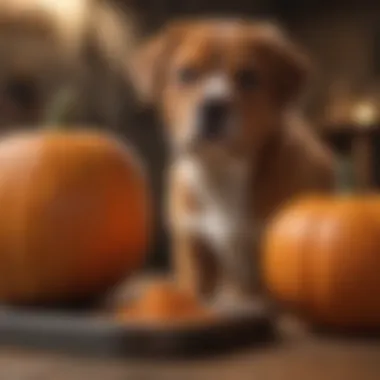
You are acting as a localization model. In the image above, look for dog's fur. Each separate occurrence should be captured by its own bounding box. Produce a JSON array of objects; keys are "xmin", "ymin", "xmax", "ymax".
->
[
  {"xmin": 0, "ymin": 0, "xmax": 136, "ymax": 129},
  {"xmin": 129, "ymin": 18, "xmax": 334, "ymax": 302}
]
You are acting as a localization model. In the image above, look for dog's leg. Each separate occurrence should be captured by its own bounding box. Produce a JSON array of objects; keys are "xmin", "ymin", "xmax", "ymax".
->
[
  {"xmin": 213, "ymin": 230, "xmax": 255, "ymax": 304},
  {"xmin": 167, "ymin": 162, "xmax": 219, "ymax": 298},
  {"xmin": 172, "ymin": 234, "xmax": 218, "ymax": 298}
]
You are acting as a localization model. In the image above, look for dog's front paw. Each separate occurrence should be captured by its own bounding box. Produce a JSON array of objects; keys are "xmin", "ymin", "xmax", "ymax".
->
[{"xmin": 212, "ymin": 286, "xmax": 251, "ymax": 309}]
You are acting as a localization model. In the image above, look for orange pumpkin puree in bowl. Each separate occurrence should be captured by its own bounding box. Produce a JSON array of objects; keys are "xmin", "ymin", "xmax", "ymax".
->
[{"xmin": 117, "ymin": 280, "xmax": 216, "ymax": 326}]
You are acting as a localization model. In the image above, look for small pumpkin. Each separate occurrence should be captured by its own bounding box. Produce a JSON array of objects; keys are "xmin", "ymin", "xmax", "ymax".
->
[
  {"xmin": 117, "ymin": 280, "xmax": 215, "ymax": 324},
  {"xmin": 262, "ymin": 149, "xmax": 380, "ymax": 329},
  {"xmin": 0, "ymin": 129, "xmax": 151, "ymax": 304}
]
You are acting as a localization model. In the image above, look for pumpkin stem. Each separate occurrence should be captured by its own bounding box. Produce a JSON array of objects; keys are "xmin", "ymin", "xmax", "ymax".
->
[
  {"xmin": 43, "ymin": 86, "xmax": 76, "ymax": 127},
  {"xmin": 334, "ymin": 153, "xmax": 356, "ymax": 194}
]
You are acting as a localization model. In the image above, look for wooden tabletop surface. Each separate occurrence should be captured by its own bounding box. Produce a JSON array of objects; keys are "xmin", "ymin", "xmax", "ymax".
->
[{"xmin": 0, "ymin": 317, "xmax": 379, "ymax": 380}]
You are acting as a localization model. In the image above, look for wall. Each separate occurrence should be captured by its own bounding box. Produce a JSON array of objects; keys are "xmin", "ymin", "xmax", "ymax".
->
[
  {"xmin": 287, "ymin": 6, "xmax": 380, "ymax": 123},
  {"xmin": 286, "ymin": 5, "xmax": 380, "ymax": 187},
  {"xmin": 128, "ymin": 0, "xmax": 278, "ymax": 33}
]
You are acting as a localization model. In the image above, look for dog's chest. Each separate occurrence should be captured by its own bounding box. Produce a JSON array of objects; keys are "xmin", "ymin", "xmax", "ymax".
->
[{"xmin": 179, "ymin": 158, "xmax": 250, "ymax": 250}]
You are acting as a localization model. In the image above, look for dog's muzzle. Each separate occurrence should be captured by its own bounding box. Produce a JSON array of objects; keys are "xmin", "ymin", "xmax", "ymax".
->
[{"xmin": 198, "ymin": 98, "xmax": 232, "ymax": 140}]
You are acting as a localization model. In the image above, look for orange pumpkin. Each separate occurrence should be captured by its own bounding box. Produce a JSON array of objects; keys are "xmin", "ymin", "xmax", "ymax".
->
[
  {"xmin": 0, "ymin": 129, "xmax": 151, "ymax": 304},
  {"xmin": 262, "ymin": 195, "xmax": 380, "ymax": 328}
]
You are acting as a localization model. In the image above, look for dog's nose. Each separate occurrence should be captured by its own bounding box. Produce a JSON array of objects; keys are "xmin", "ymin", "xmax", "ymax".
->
[
  {"xmin": 199, "ymin": 99, "xmax": 231, "ymax": 139},
  {"xmin": 4, "ymin": 77, "xmax": 38, "ymax": 108}
]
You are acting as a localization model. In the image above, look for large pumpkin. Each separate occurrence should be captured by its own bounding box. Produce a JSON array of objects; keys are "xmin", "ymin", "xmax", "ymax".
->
[
  {"xmin": 0, "ymin": 129, "xmax": 151, "ymax": 304},
  {"xmin": 262, "ymin": 195, "xmax": 380, "ymax": 328}
]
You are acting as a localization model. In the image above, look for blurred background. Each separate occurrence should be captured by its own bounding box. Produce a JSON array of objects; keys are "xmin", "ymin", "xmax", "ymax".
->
[
  {"xmin": 1, "ymin": 2, "xmax": 380, "ymax": 378},
  {"xmin": 1, "ymin": 0, "xmax": 380, "ymax": 268}
]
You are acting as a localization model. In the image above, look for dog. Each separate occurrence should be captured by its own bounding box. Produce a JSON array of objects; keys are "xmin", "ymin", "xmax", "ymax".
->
[
  {"xmin": 129, "ymin": 18, "xmax": 335, "ymax": 303},
  {"xmin": 0, "ymin": 0, "xmax": 136, "ymax": 129}
]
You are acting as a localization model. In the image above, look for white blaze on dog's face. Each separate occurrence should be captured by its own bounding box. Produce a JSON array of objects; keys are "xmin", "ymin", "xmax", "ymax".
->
[{"xmin": 131, "ymin": 19, "xmax": 311, "ymax": 160}]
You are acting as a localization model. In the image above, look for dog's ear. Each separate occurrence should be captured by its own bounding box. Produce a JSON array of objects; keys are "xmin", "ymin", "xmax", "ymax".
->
[
  {"xmin": 128, "ymin": 23, "xmax": 186, "ymax": 104},
  {"xmin": 253, "ymin": 23, "xmax": 312, "ymax": 105}
]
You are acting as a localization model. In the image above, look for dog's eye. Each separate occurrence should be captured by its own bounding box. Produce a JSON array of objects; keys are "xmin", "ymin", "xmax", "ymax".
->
[
  {"xmin": 235, "ymin": 69, "xmax": 258, "ymax": 90},
  {"xmin": 176, "ymin": 66, "xmax": 199, "ymax": 84}
]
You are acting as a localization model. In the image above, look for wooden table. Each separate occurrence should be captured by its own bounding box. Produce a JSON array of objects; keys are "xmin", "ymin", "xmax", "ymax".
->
[{"xmin": 1, "ymin": 317, "xmax": 379, "ymax": 380}]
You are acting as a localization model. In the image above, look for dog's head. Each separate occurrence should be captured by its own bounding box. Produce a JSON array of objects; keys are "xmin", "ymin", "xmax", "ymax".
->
[{"xmin": 130, "ymin": 19, "xmax": 311, "ymax": 160}]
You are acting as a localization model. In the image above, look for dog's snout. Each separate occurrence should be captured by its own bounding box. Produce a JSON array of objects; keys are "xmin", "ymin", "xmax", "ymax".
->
[
  {"xmin": 199, "ymin": 99, "xmax": 231, "ymax": 139},
  {"xmin": 4, "ymin": 77, "xmax": 38, "ymax": 108},
  {"xmin": 204, "ymin": 100, "xmax": 229, "ymax": 124}
]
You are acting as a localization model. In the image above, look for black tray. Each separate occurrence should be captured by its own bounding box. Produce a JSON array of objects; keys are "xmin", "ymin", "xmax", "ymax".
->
[
  {"xmin": 0, "ymin": 303, "xmax": 274, "ymax": 359},
  {"xmin": 0, "ymin": 274, "xmax": 276, "ymax": 359}
]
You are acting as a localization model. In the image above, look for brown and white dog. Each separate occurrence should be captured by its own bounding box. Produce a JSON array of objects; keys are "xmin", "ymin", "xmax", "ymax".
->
[{"xmin": 129, "ymin": 18, "xmax": 335, "ymax": 303}]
